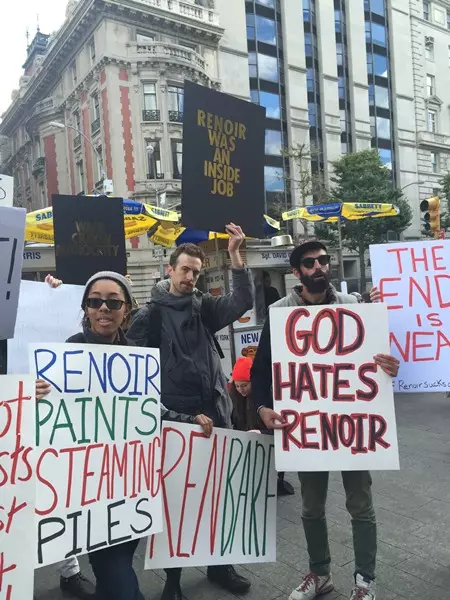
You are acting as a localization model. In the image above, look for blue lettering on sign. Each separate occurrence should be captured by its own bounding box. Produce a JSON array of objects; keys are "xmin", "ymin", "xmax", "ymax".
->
[
  {"xmin": 241, "ymin": 332, "xmax": 260, "ymax": 344},
  {"xmin": 23, "ymin": 251, "xmax": 41, "ymax": 260},
  {"xmin": 36, "ymin": 211, "xmax": 52, "ymax": 221}
]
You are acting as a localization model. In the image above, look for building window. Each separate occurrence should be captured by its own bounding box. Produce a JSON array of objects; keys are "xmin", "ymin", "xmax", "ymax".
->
[
  {"xmin": 171, "ymin": 141, "xmax": 183, "ymax": 178},
  {"xmin": 179, "ymin": 40, "xmax": 198, "ymax": 52},
  {"xmin": 265, "ymin": 130, "xmax": 282, "ymax": 155},
  {"xmin": 95, "ymin": 146, "xmax": 103, "ymax": 182},
  {"xmin": 73, "ymin": 110, "xmax": 82, "ymax": 133},
  {"xmin": 91, "ymin": 93, "xmax": 101, "ymax": 134},
  {"xmin": 426, "ymin": 74, "xmax": 435, "ymax": 96},
  {"xmin": 142, "ymin": 83, "xmax": 159, "ymax": 121},
  {"xmin": 264, "ymin": 166, "xmax": 284, "ymax": 192},
  {"xmin": 248, "ymin": 52, "xmax": 257, "ymax": 78},
  {"xmin": 146, "ymin": 141, "xmax": 163, "ymax": 179},
  {"xmin": 89, "ymin": 39, "xmax": 96, "ymax": 63},
  {"xmin": 255, "ymin": 15, "xmax": 276, "ymax": 45},
  {"xmin": 77, "ymin": 160, "xmax": 85, "ymax": 193},
  {"xmin": 425, "ymin": 36, "xmax": 434, "ymax": 60},
  {"xmin": 379, "ymin": 148, "xmax": 392, "ymax": 168},
  {"xmin": 250, "ymin": 90, "xmax": 281, "ymax": 120},
  {"xmin": 92, "ymin": 93, "xmax": 100, "ymax": 121},
  {"xmin": 246, "ymin": 13, "xmax": 255, "ymax": 39},
  {"xmin": 427, "ymin": 109, "xmax": 437, "ymax": 133},
  {"xmin": 424, "ymin": 1, "xmax": 430, "ymax": 21},
  {"xmin": 257, "ymin": 53, "xmax": 279, "ymax": 82},
  {"xmin": 447, "ymin": 9, "xmax": 450, "ymax": 29},
  {"xmin": 39, "ymin": 181, "xmax": 46, "ymax": 206},
  {"xmin": 431, "ymin": 151, "xmax": 439, "ymax": 173},
  {"xmin": 71, "ymin": 61, "xmax": 77, "ymax": 86},
  {"xmin": 137, "ymin": 33, "xmax": 155, "ymax": 45},
  {"xmin": 376, "ymin": 117, "xmax": 391, "ymax": 139},
  {"xmin": 369, "ymin": 53, "xmax": 389, "ymax": 77},
  {"xmin": 168, "ymin": 86, "xmax": 184, "ymax": 122}
]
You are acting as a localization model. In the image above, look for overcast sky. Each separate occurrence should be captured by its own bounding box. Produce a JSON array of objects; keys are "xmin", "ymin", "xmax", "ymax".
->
[{"xmin": 0, "ymin": 0, "xmax": 67, "ymax": 117}]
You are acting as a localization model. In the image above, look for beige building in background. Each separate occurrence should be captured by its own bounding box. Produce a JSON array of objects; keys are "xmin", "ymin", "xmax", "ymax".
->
[{"xmin": 3, "ymin": 0, "xmax": 450, "ymax": 291}]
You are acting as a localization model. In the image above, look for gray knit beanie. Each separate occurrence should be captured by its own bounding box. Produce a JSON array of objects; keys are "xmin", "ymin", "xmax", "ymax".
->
[{"xmin": 82, "ymin": 271, "xmax": 133, "ymax": 307}]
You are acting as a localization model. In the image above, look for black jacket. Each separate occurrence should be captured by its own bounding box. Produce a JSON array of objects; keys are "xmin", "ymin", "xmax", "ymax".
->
[
  {"xmin": 127, "ymin": 269, "xmax": 253, "ymax": 428},
  {"xmin": 67, "ymin": 325, "xmax": 196, "ymax": 425}
]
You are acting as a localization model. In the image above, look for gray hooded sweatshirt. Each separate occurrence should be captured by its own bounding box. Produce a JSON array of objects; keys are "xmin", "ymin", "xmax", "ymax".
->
[{"xmin": 127, "ymin": 268, "xmax": 253, "ymax": 427}]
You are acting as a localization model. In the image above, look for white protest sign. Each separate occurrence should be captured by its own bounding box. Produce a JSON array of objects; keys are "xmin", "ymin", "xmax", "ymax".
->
[
  {"xmin": 30, "ymin": 343, "xmax": 162, "ymax": 567},
  {"xmin": 0, "ymin": 375, "xmax": 36, "ymax": 600},
  {"xmin": 270, "ymin": 304, "xmax": 399, "ymax": 472},
  {"xmin": 0, "ymin": 175, "xmax": 14, "ymax": 208},
  {"xmin": 145, "ymin": 423, "xmax": 277, "ymax": 569},
  {"xmin": 0, "ymin": 207, "xmax": 25, "ymax": 340},
  {"xmin": 8, "ymin": 280, "xmax": 83, "ymax": 374},
  {"xmin": 370, "ymin": 240, "xmax": 450, "ymax": 393}
]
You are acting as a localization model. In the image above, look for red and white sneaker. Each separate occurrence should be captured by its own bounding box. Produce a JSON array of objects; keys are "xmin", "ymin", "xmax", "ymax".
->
[
  {"xmin": 289, "ymin": 572, "xmax": 334, "ymax": 600},
  {"xmin": 349, "ymin": 574, "xmax": 376, "ymax": 600}
]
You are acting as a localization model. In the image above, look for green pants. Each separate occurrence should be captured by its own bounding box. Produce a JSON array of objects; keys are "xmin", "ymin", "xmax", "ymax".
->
[{"xmin": 299, "ymin": 471, "xmax": 376, "ymax": 580}]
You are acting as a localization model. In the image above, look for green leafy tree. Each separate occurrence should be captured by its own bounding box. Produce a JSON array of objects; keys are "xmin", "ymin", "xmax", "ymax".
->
[{"xmin": 330, "ymin": 149, "xmax": 412, "ymax": 290}]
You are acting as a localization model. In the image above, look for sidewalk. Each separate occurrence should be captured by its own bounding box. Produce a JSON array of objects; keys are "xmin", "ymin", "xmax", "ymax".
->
[{"xmin": 34, "ymin": 392, "xmax": 450, "ymax": 600}]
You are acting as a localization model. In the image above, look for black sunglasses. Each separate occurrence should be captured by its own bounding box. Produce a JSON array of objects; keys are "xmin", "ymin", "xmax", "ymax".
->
[
  {"xmin": 85, "ymin": 297, "xmax": 125, "ymax": 310},
  {"xmin": 300, "ymin": 255, "xmax": 331, "ymax": 269}
]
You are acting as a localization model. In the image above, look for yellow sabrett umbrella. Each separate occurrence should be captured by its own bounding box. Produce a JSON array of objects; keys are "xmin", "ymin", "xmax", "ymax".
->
[
  {"xmin": 25, "ymin": 199, "xmax": 179, "ymax": 244},
  {"xmin": 282, "ymin": 202, "xmax": 399, "ymax": 223},
  {"xmin": 282, "ymin": 202, "xmax": 399, "ymax": 280}
]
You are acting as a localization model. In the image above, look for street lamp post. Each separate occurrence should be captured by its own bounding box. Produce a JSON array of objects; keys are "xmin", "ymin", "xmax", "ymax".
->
[
  {"xmin": 146, "ymin": 144, "xmax": 165, "ymax": 280},
  {"xmin": 49, "ymin": 121, "xmax": 111, "ymax": 194}
]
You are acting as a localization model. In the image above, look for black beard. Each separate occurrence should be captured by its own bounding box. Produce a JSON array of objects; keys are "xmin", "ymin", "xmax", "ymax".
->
[{"xmin": 300, "ymin": 271, "xmax": 330, "ymax": 294}]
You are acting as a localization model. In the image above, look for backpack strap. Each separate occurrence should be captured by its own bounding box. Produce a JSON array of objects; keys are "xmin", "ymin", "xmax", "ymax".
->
[
  {"xmin": 146, "ymin": 299, "xmax": 225, "ymax": 359},
  {"xmin": 145, "ymin": 302, "xmax": 163, "ymax": 349}
]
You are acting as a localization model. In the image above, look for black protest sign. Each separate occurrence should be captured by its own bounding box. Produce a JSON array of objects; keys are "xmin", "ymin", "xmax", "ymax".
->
[
  {"xmin": 182, "ymin": 81, "xmax": 266, "ymax": 238},
  {"xmin": 52, "ymin": 195, "xmax": 126, "ymax": 285}
]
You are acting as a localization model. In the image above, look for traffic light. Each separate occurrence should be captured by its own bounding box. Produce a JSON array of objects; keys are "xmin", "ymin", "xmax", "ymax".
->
[{"xmin": 420, "ymin": 196, "xmax": 440, "ymax": 237}]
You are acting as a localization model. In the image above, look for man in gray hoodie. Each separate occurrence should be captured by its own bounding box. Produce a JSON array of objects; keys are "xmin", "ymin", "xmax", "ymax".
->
[
  {"xmin": 251, "ymin": 240, "xmax": 399, "ymax": 600},
  {"xmin": 127, "ymin": 223, "xmax": 253, "ymax": 600}
]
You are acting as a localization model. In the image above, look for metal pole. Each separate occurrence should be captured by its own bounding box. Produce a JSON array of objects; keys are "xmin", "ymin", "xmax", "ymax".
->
[
  {"xmin": 337, "ymin": 218, "xmax": 344, "ymax": 283},
  {"xmin": 152, "ymin": 153, "xmax": 165, "ymax": 281}
]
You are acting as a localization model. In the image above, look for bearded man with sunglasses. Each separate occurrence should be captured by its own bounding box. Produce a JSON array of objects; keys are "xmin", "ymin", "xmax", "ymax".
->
[{"xmin": 251, "ymin": 240, "xmax": 399, "ymax": 600}]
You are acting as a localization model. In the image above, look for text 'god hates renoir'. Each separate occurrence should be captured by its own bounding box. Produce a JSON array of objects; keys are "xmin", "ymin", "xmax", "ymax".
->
[{"xmin": 273, "ymin": 307, "xmax": 392, "ymax": 455}]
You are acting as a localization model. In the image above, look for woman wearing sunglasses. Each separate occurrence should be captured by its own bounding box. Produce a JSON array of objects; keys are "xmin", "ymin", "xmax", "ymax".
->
[{"xmin": 35, "ymin": 271, "xmax": 213, "ymax": 600}]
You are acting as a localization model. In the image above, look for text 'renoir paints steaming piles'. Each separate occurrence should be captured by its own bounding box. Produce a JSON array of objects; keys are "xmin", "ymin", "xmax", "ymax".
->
[
  {"xmin": 270, "ymin": 304, "xmax": 400, "ymax": 472},
  {"xmin": 370, "ymin": 240, "xmax": 450, "ymax": 392},
  {"xmin": 30, "ymin": 343, "xmax": 163, "ymax": 566},
  {"xmin": 145, "ymin": 424, "xmax": 277, "ymax": 569},
  {"xmin": 0, "ymin": 375, "xmax": 36, "ymax": 600}
]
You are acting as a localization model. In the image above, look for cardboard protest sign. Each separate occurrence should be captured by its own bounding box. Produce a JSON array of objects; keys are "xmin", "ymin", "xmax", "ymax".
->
[
  {"xmin": 145, "ymin": 423, "xmax": 277, "ymax": 569},
  {"xmin": 370, "ymin": 240, "xmax": 450, "ymax": 393},
  {"xmin": 182, "ymin": 81, "xmax": 265, "ymax": 238},
  {"xmin": 52, "ymin": 195, "xmax": 126, "ymax": 285},
  {"xmin": 30, "ymin": 343, "xmax": 162, "ymax": 566},
  {"xmin": 8, "ymin": 280, "xmax": 83, "ymax": 374},
  {"xmin": 0, "ymin": 206, "xmax": 26, "ymax": 340},
  {"xmin": 0, "ymin": 174, "xmax": 14, "ymax": 207},
  {"xmin": 234, "ymin": 328, "xmax": 261, "ymax": 359},
  {"xmin": 270, "ymin": 304, "xmax": 399, "ymax": 472},
  {"xmin": 0, "ymin": 375, "xmax": 36, "ymax": 600}
]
